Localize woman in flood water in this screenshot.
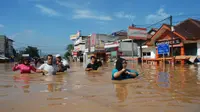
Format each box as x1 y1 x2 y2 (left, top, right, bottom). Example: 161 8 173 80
13 57 37 74
112 58 139 80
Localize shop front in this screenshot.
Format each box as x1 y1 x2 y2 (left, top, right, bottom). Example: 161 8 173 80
146 18 200 65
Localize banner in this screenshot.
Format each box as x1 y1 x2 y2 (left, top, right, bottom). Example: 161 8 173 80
128 27 147 40
90 33 96 46
70 34 78 40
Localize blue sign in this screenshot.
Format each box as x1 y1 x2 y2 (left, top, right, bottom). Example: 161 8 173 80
157 44 169 54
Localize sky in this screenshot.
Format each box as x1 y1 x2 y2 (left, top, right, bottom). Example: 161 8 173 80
0 0 200 55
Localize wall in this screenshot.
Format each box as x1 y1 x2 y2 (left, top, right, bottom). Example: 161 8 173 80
197 42 200 56
119 42 138 56
8 40 13 56
74 44 85 52
138 46 156 59
0 36 5 56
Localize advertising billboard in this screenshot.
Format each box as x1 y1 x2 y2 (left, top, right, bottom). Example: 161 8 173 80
128 27 147 40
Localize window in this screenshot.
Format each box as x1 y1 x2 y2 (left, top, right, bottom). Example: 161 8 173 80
143 52 151 56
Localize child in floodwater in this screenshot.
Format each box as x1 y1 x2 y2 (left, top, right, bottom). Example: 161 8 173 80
112 58 139 80
13 57 37 74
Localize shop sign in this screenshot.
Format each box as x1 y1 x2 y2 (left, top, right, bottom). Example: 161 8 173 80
128 27 147 40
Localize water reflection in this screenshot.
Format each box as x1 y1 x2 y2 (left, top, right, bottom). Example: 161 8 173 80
114 83 128 102
13 74 30 84
22 85 30 93
196 64 200 81
157 72 170 88
47 83 63 92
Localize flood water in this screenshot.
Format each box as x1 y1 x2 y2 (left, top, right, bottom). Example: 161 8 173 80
0 62 200 112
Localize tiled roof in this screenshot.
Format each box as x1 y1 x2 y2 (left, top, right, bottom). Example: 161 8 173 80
174 18 200 40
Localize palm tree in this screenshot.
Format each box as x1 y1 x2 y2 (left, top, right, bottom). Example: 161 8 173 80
64 44 74 60
66 44 74 53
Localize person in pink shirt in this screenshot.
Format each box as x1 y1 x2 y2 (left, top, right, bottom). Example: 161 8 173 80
13 57 37 74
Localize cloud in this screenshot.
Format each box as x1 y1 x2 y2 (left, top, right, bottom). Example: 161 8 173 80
35 4 61 17
115 12 136 20
96 21 106 25
178 12 184 16
146 8 170 24
73 10 112 21
55 0 80 9
56 1 111 21
0 24 4 28
10 30 34 39
56 0 90 9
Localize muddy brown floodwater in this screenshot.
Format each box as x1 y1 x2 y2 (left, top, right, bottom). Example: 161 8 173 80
0 62 200 112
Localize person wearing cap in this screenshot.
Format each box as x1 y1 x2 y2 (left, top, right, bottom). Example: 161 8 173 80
55 54 70 72
13 57 37 74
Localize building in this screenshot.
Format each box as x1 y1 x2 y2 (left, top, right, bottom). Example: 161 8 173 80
0 35 14 58
73 36 87 61
142 18 200 65
105 30 139 61
83 33 118 64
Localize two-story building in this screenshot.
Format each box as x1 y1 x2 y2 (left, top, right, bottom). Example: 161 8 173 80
0 35 14 60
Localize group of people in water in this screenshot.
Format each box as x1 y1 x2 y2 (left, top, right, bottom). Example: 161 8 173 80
13 54 70 75
13 54 139 80
85 56 139 80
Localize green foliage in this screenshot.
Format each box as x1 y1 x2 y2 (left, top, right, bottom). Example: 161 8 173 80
64 44 74 60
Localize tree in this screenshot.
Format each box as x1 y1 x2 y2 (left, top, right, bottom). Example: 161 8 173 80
24 46 40 58
64 51 71 60
13 47 17 57
66 44 74 55
64 44 74 60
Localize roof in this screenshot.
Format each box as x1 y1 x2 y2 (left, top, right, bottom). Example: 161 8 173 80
0 35 14 42
147 28 158 34
111 31 128 40
174 18 200 40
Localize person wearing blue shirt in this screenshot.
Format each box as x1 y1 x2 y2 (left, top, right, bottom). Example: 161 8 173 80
112 58 139 80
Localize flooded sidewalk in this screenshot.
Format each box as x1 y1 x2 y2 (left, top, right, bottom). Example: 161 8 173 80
0 62 200 112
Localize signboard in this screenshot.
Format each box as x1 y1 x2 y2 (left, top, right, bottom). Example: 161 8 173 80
91 47 95 52
157 44 169 54
22 54 29 57
90 34 96 46
128 27 147 40
111 51 117 57
155 39 181 46
70 34 78 40
70 30 81 40
105 42 119 48
73 52 77 56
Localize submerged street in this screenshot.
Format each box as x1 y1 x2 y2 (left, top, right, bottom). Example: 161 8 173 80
0 62 200 112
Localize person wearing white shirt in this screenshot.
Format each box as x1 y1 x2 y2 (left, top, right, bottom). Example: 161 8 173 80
37 54 56 75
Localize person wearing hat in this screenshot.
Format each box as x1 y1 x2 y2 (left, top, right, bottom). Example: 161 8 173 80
55 54 70 72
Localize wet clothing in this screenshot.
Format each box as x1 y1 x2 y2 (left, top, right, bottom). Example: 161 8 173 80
57 59 70 72
112 69 139 80
38 63 56 75
86 63 99 70
13 64 36 74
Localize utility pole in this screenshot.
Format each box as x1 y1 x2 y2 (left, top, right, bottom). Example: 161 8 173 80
170 15 175 66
